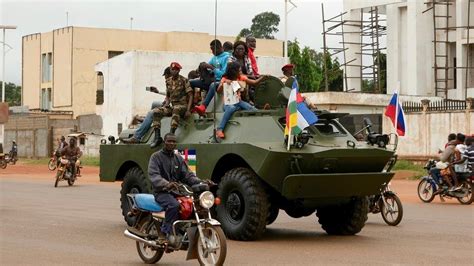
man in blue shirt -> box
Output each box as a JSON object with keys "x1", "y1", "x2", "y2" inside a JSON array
[{"x1": 192, "y1": 39, "x2": 230, "y2": 115}]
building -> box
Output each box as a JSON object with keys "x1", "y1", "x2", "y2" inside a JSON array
[
  {"x1": 22, "y1": 27, "x2": 284, "y2": 118},
  {"x1": 342, "y1": 0, "x2": 473, "y2": 99}
]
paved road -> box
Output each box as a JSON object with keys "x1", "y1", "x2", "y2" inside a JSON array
[{"x1": 1, "y1": 175, "x2": 473, "y2": 265}]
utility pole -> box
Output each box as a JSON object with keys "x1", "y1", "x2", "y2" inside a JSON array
[
  {"x1": 284, "y1": 0, "x2": 297, "y2": 60},
  {"x1": 130, "y1": 17, "x2": 133, "y2": 30},
  {"x1": 1, "y1": 25, "x2": 17, "y2": 147}
]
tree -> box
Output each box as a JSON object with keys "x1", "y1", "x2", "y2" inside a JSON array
[
  {"x1": 288, "y1": 40, "x2": 342, "y2": 92},
  {"x1": 362, "y1": 52, "x2": 386, "y2": 94},
  {"x1": 0, "y1": 82, "x2": 21, "y2": 106},
  {"x1": 238, "y1": 12, "x2": 280, "y2": 39}
]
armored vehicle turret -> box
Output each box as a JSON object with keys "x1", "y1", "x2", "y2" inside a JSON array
[{"x1": 100, "y1": 76, "x2": 397, "y2": 240}]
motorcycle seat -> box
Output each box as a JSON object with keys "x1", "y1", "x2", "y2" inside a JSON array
[{"x1": 134, "y1": 194, "x2": 164, "y2": 212}]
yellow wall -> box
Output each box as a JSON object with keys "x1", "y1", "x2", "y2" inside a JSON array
[
  {"x1": 22, "y1": 33, "x2": 41, "y2": 109},
  {"x1": 22, "y1": 27, "x2": 284, "y2": 117},
  {"x1": 53, "y1": 27, "x2": 73, "y2": 107}
]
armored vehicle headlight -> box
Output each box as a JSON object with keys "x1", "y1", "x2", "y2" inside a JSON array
[{"x1": 199, "y1": 191, "x2": 215, "y2": 209}]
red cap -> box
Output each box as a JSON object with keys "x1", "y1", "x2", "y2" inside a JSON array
[
  {"x1": 170, "y1": 62, "x2": 182, "y2": 70},
  {"x1": 281, "y1": 64, "x2": 295, "y2": 71}
]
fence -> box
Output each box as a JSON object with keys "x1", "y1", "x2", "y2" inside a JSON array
[{"x1": 403, "y1": 98, "x2": 471, "y2": 113}]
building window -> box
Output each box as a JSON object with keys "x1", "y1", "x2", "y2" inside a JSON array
[
  {"x1": 41, "y1": 88, "x2": 52, "y2": 110},
  {"x1": 108, "y1": 51, "x2": 123, "y2": 59},
  {"x1": 79, "y1": 137, "x2": 85, "y2": 145},
  {"x1": 96, "y1": 72, "x2": 104, "y2": 105},
  {"x1": 469, "y1": 44, "x2": 474, "y2": 88},
  {"x1": 42, "y1": 52, "x2": 52, "y2": 82}
]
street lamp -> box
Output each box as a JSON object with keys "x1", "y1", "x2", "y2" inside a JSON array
[
  {"x1": 1, "y1": 25, "x2": 16, "y2": 147},
  {"x1": 284, "y1": 0, "x2": 297, "y2": 60},
  {"x1": 1, "y1": 25, "x2": 16, "y2": 103}
]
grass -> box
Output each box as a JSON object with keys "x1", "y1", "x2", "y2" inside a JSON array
[
  {"x1": 392, "y1": 160, "x2": 426, "y2": 180},
  {"x1": 22, "y1": 156, "x2": 100, "y2": 167}
]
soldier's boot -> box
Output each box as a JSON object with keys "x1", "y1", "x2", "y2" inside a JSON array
[{"x1": 150, "y1": 128, "x2": 163, "y2": 149}]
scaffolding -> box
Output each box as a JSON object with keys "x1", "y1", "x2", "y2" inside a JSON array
[
  {"x1": 423, "y1": 0, "x2": 473, "y2": 99},
  {"x1": 322, "y1": 4, "x2": 386, "y2": 93}
]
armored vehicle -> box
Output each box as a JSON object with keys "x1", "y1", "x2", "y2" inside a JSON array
[{"x1": 100, "y1": 76, "x2": 397, "y2": 240}]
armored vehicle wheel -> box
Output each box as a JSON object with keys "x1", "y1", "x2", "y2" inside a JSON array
[
  {"x1": 121, "y1": 167, "x2": 151, "y2": 226},
  {"x1": 267, "y1": 205, "x2": 279, "y2": 225},
  {"x1": 216, "y1": 167, "x2": 269, "y2": 241},
  {"x1": 316, "y1": 196, "x2": 368, "y2": 235}
]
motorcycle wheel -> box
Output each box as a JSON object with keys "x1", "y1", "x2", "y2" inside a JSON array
[
  {"x1": 68, "y1": 177, "x2": 75, "y2": 186},
  {"x1": 48, "y1": 159, "x2": 57, "y2": 171},
  {"x1": 0, "y1": 159, "x2": 7, "y2": 169},
  {"x1": 197, "y1": 225, "x2": 227, "y2": 266},
  {"x1": 380, "y1": 194, "x2": 403, "y2": 226},
  {"x1": 417, "y1": 179, "x2": 435, "y2": 203},
  {"x1": 54, "y1": 171, "x2": 62, "y2": 187},
  {"x1": 456, "y1": 181, "x2": 473, "y2": 205},
  {"x1": 136, "y1": 219, "x2": 164, "y2": 264}
]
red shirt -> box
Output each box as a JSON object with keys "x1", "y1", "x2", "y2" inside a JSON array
[{"x1": 247, "y1": 48, "x2": 259, "y2": 76}]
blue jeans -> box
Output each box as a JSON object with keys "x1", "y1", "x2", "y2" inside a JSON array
[
  {"x1": 133, "y1": 110, "x2": 153, "y2": 140},
  {"x1": 219, "y1": 101, "x2": 256, "y2": 130},
  {"x1": 190, "y1": 80, "x2": 219, "y2": 107},
  {"x1": 430, "y1": 168, "x2": 442, "y2": 184}
]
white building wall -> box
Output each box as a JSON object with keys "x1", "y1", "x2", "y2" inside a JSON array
[
  {"x1": 96, "y1": 51, "x2": 286, "y2": 138},
  {"x1": 344, "y1": 0, "x2": 474, "y2": 99}
]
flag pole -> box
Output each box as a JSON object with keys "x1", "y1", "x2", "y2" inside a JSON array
[
  {"x1": 287, "y1": 127, "x2": 291, "y2": 151},
  {"x1": 394, "y1": 81, "x2": 400, "y2": 136}
]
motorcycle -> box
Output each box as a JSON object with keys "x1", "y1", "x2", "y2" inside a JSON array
[
  {"x1": 0, "y1": 153, "x2": 7, "y2": 169},
  {"x1": 54, "y1": 157, "x2": 77, "y2": 187},
  {"x1": 48, "y1": 151, "x2": 60, "y2": 171},
  {"x1": 417, "y1": 159, "x2": 473, "y2": 205},
  {"x1": 124, "y1": 183, "x2": 227, "y2": 265},
  {"x1": 368, "y1": 182, "x2": 403, "y2": 226}
]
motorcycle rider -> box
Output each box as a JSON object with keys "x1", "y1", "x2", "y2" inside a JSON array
[
  {"x1": 10, "y1": 140, "x2": 18, "y2": 160},
  {"x1": 148, "y1": 133, "x2": 204, "y2": 243},
  {"x1": 60, "y1": 137, "x2": 82, "y2": 179}
]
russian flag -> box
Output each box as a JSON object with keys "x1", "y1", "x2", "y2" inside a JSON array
[{"x1": 384, "y1": 92, "x2": 406, "y2": 136}]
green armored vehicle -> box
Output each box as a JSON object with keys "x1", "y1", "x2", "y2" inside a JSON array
[{"x1": 100, "y1": 76, "x2": 397, "y2": 240}]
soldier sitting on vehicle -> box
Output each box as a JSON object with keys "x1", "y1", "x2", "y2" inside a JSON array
[
  {"x1": 122, "y1": 67, "x2": 172, "y2": 144},
  {"x1": 148, "y1": 133, "x2": 206, "y2": 243},
  {"x1": 60, "y1": 137, "x2": 82, "y2": 178}
]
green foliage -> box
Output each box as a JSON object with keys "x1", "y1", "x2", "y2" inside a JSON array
[
  {"x1": 361, "y1": 52, "x2": 387, "y2": 94},
  {"x1": 287, "y1": 40, "x2": 342, "y2": 92},
  {"x1": 1, "y1": 82, "x2": 21, "y2": 106},
  {"x1": 238, "y1": 12, "x2": 280, "y2": 39},
  {"x1": 392, "y1": 160, "x2": 425, "y2": 180},
  {"x1": 23, "y1": 156, "x2": 100, "y2": 166}
]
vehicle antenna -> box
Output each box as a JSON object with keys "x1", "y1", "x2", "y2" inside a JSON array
[{"x1": 212, "y1": 0, "x2": 218, "y2": 143}]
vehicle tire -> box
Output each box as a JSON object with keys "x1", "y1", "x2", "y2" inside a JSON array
[
  {"x1": 316, "y1": 196, "x2": 368, "y2": 235},
  {"x1": 456, "y1": 181, "x2": 473, "y2": 205},
  {"x1": 120, "y1": 167, "x2": 151, "y2": 226},
  {"x1": 380, "y1": 193, "x2": 403, "y2": 226},
  {"x1": 54, "y1": 171, "x2": 62, "y2": 187},
  {"x1": 267, "y1": 204, "x2": 279, "y2": 225},
  {"x1": 136, "y1": 219, "x2": 164, "y2": 264},
  {"x1": 216, "y1": 167, "x2": 269, "y2": 241},
  {"x1": 68, "y1": 177, "x2": 75, "y2": 186},
  {"x1": 0, "y1": 159, "x2": 7, "y2": 169},
  {"x1": 417, "y1": 179, "x2": 435, "y2": 203},
  {"x1": 197, "y1": 225, "x2": 227, "y2": 266},
  {"x1": 48, "y1": 159, "x2": 57, "y2": 171}
]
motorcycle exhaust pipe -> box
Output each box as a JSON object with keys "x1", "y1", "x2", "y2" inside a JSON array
[{"x1": 123, "y1": 229, "x2": 160, "y2": 248}]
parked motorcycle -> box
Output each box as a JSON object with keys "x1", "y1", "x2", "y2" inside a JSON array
[
  {"x1": 54, "y1": 157, "x2": 77, "y2": 187},
  {"x1": 124, "y1": 183, "x2": 227, "y2": 265},
  {"x1": 0, "y1": 153, "x2": 7, "y2": 169},
  {"x1": 3, "y1": 151, "x2": 18, "y2": 166},
  {"x1": 417, "y1": 159, "x2": 473, "y2": 205},
  {"x1": 368, "y1": 182, "x2": 403, "y2": 226}
]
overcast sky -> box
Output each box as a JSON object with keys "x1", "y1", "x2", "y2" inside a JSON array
[{"x1": 1, "y1": 0, "x2": 343, "y2": 85}]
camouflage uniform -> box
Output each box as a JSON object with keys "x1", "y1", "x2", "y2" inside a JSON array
[{"x1": 152, "y1": 75, "x2": 192, "y2": 130}]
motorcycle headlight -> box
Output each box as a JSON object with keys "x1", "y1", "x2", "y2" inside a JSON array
[{"x1": 199, "y1": 191, "x2": 215, "y2": 209}]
